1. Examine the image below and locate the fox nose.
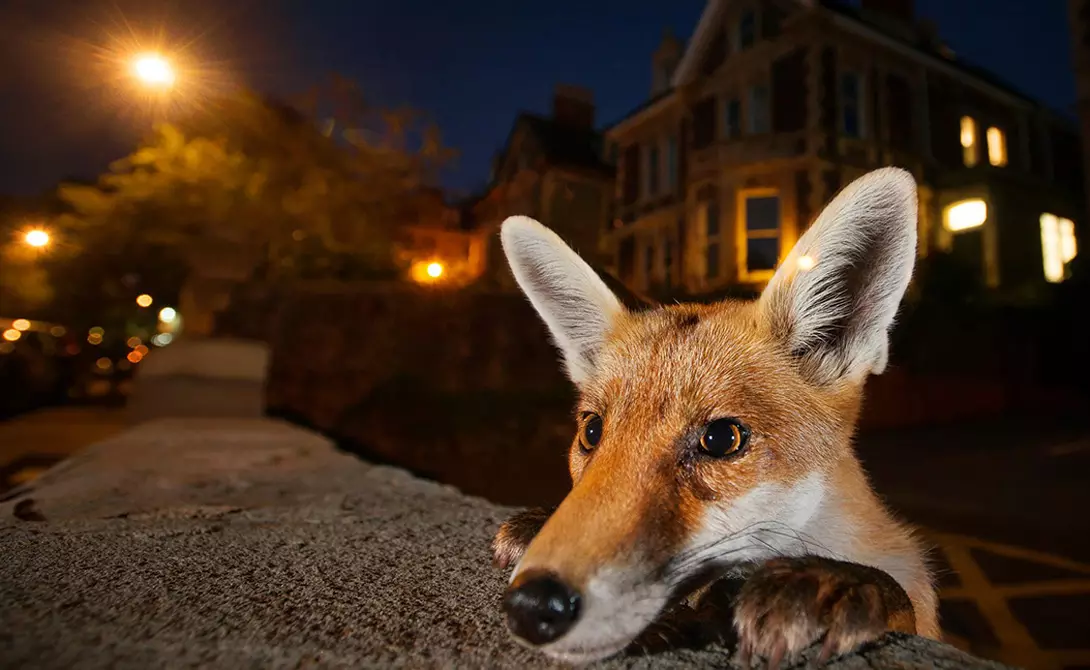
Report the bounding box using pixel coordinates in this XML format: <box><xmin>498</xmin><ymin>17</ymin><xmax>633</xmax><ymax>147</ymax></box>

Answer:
<box><xmin>503</xmin><ymin>570</ymin><xmax>582</xmax><ymax>645</ymax></box>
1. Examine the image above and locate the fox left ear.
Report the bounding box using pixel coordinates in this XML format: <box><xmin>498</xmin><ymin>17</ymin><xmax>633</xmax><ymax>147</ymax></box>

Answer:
<box><xmin>758</xmin><ymin>167</ymin><xmax>918</xmax><ymax>385</ymax></box>
<box><xmin>500</xmin><ymin>216</ymin><xmax>624</xmax><ymax>386</ymax></box>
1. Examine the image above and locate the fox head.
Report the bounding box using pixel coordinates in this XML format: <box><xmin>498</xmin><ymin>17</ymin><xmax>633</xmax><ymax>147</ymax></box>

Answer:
<box><xmin>497</xmin><ymin>167</ymin><xmax>918</xmax><ymax>663</ymax></box>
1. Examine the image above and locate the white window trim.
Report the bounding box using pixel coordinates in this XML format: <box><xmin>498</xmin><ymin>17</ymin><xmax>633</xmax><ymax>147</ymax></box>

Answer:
<box><xmin>737</xmin><ymin>187</ymin><xmax>781</xmax><ymax>282</ymax></box>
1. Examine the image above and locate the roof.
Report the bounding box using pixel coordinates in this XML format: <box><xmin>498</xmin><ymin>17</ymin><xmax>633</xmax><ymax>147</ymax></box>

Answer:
<box><xmin>457</xmin><ymin>110</ymin><xmax>615</xmax><ymax>224</ymax></box>
<box><xmin>517</xmin><ymin>113</ymin><xmax>614</xmax><ymax>176</ymax></box>
<box><xmin>664</xmin><ymin>0</ymin><xmax>1074</xmax><ymax>123</ymax></box>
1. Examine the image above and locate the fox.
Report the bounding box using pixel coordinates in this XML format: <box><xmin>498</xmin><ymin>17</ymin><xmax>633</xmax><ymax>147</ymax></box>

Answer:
<box><xmin>489</xmin><ymin>167</ymin><xmax>940</xmax><ymax>667</ymax></box>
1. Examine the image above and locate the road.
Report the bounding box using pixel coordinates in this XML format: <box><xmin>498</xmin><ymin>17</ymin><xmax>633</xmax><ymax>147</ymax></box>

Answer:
<box><xmin>0</xmin><ymin>406</ymin><xmax>128</xmax><ymax>495</ymax></box>
<box><xmin>857</xmin><ymin>418</ymin><xmax>1090</xmax><ymax>669</ymax></box>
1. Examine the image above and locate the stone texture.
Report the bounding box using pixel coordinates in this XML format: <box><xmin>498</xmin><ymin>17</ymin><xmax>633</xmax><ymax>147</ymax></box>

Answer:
<box><xmin>0</xmin><ymin>419</ymin><xmax>1012</xmax><ymax>669</ymax></box>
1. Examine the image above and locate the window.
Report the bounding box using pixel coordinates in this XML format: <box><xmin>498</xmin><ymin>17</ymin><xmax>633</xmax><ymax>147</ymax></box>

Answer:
<box><xmin>737</xmin><ymin>10</ymin><xmax>756</xmax><ymax>50</ymax></box>
<box><xmin>987</xmin><ymin>127</ymin><xmax>1008</xmax><ymax>167</ymax></box>
<box><xmin>704</xmin><ymin>199</ymin><xmax>721</xmax><ymax>278</ymax></box>
<box><xmin>1040</xmin><ymin>213</ymin><xmax>1078</xmax><ymax>283</ymax></box>
<box><xmin>644</xmin><ymin>241</ymin><xmax>657</xmax><ymax>287</ymax></box>
<box><xmin>665</xmin><ymin>136</ymin><xmax>678</xmax><ymax>191</ymax></box>
<box><xmin>841</xmin><ymin>72</ymin><xmax>864</xmax><ymax>138</ymax></box>
<box><xmin>748</xmin><ymin>85</ymin><xmax>770</xmax><ymax>134</ymax></box>
<box><xmin>663</xmin><ymin>237</ymin><xmax>674</xmax><ymax>288</ymax></box>
<box><xmin>886</xmin><ymin>74</ymin><xmax>913</xmax><ymax>152</ymax></box>
<box><xmin>647</xmin><ymin>145</ymin><xmax>660</xmax><ymax>197</ymax></box>
<box><xmin>724</xmin><ymin>97</ymin><xmax>741</xmax><ymax>139</ymax></box>
<box><xmin>944</xmin><ymin>199</ymin><xmax>987</xmax><ymax>232</ymax></box>
<box><xmin>961</xmin><ymin>116</ymin><xmax>978</xmax><ymax>166</ymax></box>
<box><xmin>622</xmin><ymin>144</ymin><xmax>641</xmax><ymax>205</ymax></box>
<box><xmin>692</xmin><ymin>96</ymin><xmax>717</xmax><ymax>149</ymax></box>
<box><xmin>618</xmin><ymin>236</ymin><xmax>636</xmax><ymax>284</ymax></box>
<box><xmin>741</xmin><ymin>191</ymin><xmax>781</xmax><ymax>277</ymax></box>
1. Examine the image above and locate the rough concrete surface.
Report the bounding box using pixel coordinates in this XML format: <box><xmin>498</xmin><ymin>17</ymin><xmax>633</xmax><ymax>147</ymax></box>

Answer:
<box><xmin>0</xmin><ymin>418</ymin><xmax>1014</xmax><ymax>669</ymax></box>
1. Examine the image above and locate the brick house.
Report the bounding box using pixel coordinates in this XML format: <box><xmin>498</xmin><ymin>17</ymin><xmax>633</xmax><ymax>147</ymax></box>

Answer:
<box><xmin>465</xmin><ymin>85</ymin><xmax>616</xmax><ymax>289</ymax></box>
<box><xmin>603</xmin><ymin>0</ymin><xmax>1083</xmax><ymax>300</ymax></box>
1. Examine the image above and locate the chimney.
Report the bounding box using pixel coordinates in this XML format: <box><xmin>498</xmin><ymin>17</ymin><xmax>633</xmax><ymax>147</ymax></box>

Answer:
<box><xmin>860</xmin><ymin>0</ymin><xmax>914</xmax><ymax>21</ymax></box>
<box><xmin>652</xmin><ymin>27</ymin><xmax>683</xmax><ymax>96</ymax></box>
<box><xmin>553</xmin><ymin>84</ymin><xmax>595</xmax><ymax>130</ymax></box>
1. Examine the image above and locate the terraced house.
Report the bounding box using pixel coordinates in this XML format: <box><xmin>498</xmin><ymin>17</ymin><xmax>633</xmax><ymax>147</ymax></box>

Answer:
<box><xmin>603</xmin><ymin>0</ymin><xmax>1084</xmax><ymax>300</ymax></box>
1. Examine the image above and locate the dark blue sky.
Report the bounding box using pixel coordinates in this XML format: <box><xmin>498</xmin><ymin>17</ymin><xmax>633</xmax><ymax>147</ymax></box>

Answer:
<box><xmin>0</xmin><ymin>0</ymin><xmax>1076</xmax><ymax>199</ymax></box>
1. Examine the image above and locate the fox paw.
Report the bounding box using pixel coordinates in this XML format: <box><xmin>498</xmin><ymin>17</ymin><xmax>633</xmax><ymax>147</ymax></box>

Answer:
<box><xmin>733</xmin><ymin>556</ymin><xmax>916</xmax><ymax>668</ymax></box>
<box><xmin>491</xmin><ymin>507</ymin><xmax>553</xmax><ymax>569</ymax></box>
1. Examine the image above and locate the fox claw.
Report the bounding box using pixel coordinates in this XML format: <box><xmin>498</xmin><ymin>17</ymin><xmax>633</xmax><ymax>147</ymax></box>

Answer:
<box><xmin>732</xmin><ymin>556</ymin><xmax>916</xmax><ymax>667</ymax></box>
<box><xmin>491</xmin><ymin>507</ymin><xmax>554</xmax><ymax>570</ymax></box>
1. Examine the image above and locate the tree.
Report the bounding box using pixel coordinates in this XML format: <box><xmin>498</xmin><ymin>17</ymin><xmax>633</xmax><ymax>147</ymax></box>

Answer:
<box><xmin>52</xmin><ymin>78</ymin><xmax>455</xmax><ymax>335</ymax></box>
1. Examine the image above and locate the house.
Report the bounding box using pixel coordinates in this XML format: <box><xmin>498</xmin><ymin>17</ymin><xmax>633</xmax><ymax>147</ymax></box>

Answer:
<box><xmin>1069</xmin><ymin>0</ymin><xmax>1090</xmax><ymax>223</ymax></box>
<box><xmin>465</xmin><ymin>85</ymin><xmax>615</xmax><ymax>289</ymax></box>
<box><xmin>397</xmin><ymin>187</ymin><xmax>486</xmax><ymax>287</ymax></box>
<box><xmin>603</xmin><ymin>0</ymin><xmax>1084</xmax><ymax>301</ymax></box>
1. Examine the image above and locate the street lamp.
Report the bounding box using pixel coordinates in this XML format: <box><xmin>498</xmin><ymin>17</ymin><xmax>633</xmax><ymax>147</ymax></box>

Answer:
<box><xmin>131</xmin><ymin>53</ymin><xmax>175</xmax><ymax>88</ymax></box>
<box><xmin>24</xmin><ymin>229</ymin><xmax>50</xmax><ymax>248</ymax></box>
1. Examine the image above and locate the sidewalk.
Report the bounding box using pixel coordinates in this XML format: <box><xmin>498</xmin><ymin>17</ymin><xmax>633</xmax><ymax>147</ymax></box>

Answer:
<box><xmin>0</xmin><ymin>407</ymin><xmax>127</xmax><ymax>495</ymax></box>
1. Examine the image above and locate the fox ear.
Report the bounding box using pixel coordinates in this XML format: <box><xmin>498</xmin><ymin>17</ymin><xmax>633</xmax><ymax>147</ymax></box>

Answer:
<box><xmin>758</xmin><ymin>167</ymin><xmax>918</xmax><ymax>385</ymax></box>
<box><xmin>500</xmin><ymin>216</ymin><xmax>623</xmax><ymax>386</ymax></box>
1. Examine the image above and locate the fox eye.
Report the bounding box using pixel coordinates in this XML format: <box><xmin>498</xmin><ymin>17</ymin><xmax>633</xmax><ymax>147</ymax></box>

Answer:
<box><xmin>699</xmin><ymin>418</ymin><xmax>750</xmax><ymax>459</ymax></box>
<box><xmin>579</xmin><ymin>413</ymin><xmax>603</xmax><ymax>452</ymax></box>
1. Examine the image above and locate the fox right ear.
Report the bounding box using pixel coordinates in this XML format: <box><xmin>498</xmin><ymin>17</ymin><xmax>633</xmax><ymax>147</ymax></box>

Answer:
<box><xmin>500</xmin><ymin>216</ymin><xmax>623</xmax><ymax>386</ymax></box>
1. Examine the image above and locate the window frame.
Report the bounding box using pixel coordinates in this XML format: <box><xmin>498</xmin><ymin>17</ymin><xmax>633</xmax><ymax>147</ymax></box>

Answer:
<box><xmin>737</xmin><ymin>187</ymin><xmax>782</xmax><ymax>282</ymax></box>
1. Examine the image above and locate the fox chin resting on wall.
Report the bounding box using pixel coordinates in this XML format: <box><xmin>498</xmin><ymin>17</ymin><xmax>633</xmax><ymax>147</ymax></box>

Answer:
<box><xmin>490</xmin><ymin>167</ymin><xmax>939</xmax><ymax>668</ymax></box>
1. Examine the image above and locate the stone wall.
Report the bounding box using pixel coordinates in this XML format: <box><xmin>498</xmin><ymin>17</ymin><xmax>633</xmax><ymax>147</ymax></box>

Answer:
<box><xmin>221</xmin><ymin>282</ymin><xmax>1086</xmax><ymax>506</ymax></box>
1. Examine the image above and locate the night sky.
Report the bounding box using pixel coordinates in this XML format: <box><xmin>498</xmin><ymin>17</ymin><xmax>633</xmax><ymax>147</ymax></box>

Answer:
<box><xmin>0</xmin><ymin>0</ymin><xmax>1076</xmax><ymax>200</ymax></box>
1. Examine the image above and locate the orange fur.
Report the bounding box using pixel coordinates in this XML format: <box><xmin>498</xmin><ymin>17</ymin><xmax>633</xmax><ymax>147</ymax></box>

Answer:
<box><xmin>498</xmin><ymin>168</ymin><xmax>939</xmax><ymax>662</ymax></box>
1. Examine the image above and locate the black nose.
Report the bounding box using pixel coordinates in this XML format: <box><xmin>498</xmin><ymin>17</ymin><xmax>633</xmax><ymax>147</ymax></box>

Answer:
<box><xmin>503</xmin><ymin>570</ymin><xmax>582</xmax><ymax>645</ymax></box>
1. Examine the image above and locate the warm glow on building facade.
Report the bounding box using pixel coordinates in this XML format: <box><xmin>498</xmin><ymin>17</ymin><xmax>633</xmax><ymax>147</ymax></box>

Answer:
<box><xmin>987</xmin><ymin>127</ymin><xmax>1007</xmax><ymax>166</ymax></box>
<box><xmin>944</xmin><ymin>199</ymin><xmax>987</xmax><ymax>232</ymax></box>
<box><xmin>1040</xmin><ymin>213</ymin><xmax>1078</xmax><ymax>283</ymax></box>
<box><xmin>960</xmin><ymin>116</ymin><xmax>978</xmax><ymax>166</ymax></box>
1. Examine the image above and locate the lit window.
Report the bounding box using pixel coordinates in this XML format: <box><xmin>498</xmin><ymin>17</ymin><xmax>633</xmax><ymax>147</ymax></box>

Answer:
<box><xmin>944</xmin><ymin>199</ymin><xmax>987</xmax><ymax>232</ymax></box>
<box><xmin>961</xmin><ymin>116</ymin><xmax>978</xmax><ymax>167</ymax></box>
<box><xmin>742</xmin><ymin>191</ymin><xmax>781</xmax><ymax>277</ymax></box>
<box><xmin>1040</xmin><ymin>213</ymin><xmax>1078</xmax><ymax>283</ymax></box>
<box><xmin>987</xmin><ymin>127</ymin><xmax>1007</xmax><ymax>167</ymax></box>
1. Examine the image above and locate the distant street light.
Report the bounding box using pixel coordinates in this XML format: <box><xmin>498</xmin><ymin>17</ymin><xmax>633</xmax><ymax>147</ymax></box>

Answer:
<box><xmin>159</xmin><ymin>306</ymin><xmax>177</xmax><ymax>323</ymax></box>
<box><xmin>426</xmin><ymin>262</ymin><xmax>444</xmax><ymax>278</ymax></box>
<box><xmin>131</xmin><ymin>53</ymin><xmax>175</xmax><ymax>88</ymax></box>
<box><xmin>24</xmin><ymin>229</ymin><xmax>50</xmax><ymax>248</ymax></box>
<box><xmin>136</xmin><ymin>294</ymin><xmax>153</xmax><ymax>308</ymax></box>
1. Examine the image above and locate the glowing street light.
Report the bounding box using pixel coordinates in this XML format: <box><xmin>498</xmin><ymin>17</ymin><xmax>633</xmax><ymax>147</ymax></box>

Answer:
<box><xmin>159</xmin><ymin>306</ymin><xmax>177</xmax><ymax>323</ymax></box>
<box><xmin>136</xmin><ymin>294</ymin><xmax>153</xmax><ymax>308</ymax></box>
<box><xmin>24</xmin><ymin>229</ymin><xmax>50</xmax><ymax>248</ymax></box>
<box><xmin>131</xmin><ymin>53</ymin><xmax>175</xmax><ymax>88</ymax></box>
<box><xmin>426</xmin><ymin>262</ymin><xmax>444</xmax><ymax>278</ymax></box>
